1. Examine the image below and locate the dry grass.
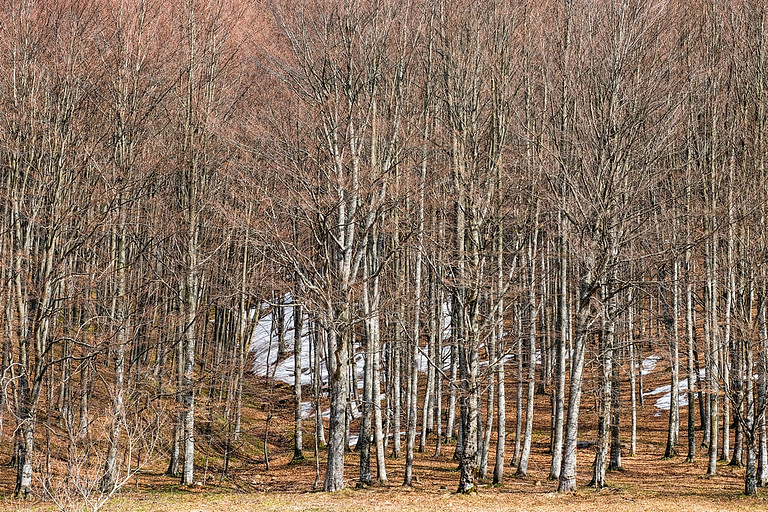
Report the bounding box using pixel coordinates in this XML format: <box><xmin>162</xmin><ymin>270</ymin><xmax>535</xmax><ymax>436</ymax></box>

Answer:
<box><xmin>2</xmin><ymin>357</ymin><xmax>766</xmax><ymax>511</ymax></box>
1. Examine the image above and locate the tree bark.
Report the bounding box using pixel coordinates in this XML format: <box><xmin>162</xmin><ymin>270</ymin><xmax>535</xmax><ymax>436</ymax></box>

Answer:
<box><xmin>293</xmin><ymin>303</ymin><xmax>304</xmax><ymax>462</ymax></box>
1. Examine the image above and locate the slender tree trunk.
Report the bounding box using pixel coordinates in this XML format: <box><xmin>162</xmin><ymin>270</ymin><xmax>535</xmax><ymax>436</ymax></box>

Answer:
<box><xmin>558</xmin><ymin>259</ymin><xmax>595</xmax><ymax>493</ymax></box>
<box><xmin>435</xmin><ymin>280</ymin><xmax>445</xmax><ymax>457</ymax></box>
<box><xmin>404</xmin><ymin>144</ymin><xmax>426</xmax><ymax>486</ymax></box>
<box><xmin>517</xmin><ymin>225</ymin><xmax>539</xmax><ymax>476</ymax></box>
<box><xmin>706</xmin><ymin>237</ymin><xmax>719</xmax><ymax>477</ymax></box>
<box><xmin>493</xmin><ymin>316</ymin><xmax>506</xmax><ymax>484</ymax></box>
<box><xmin>447</xmin><ymin>290</ymin><xmax>459</xmax><ymax>443</ymax></box>
<box><xmin>686</xmin><ymin>250</ymin><xmax>697</xmax><ymax>463</ymax></box>
<box><xmin>359</xmin><ymin>315</ymin><xmax>373</xmax><ymax>486</ymax></box>
<box><xmin>293</xmin><ymin>303</ymin><xmax>304</xmax><ymax>462</ymax></box>
<box><xmin>479</xmin><ymin>352</ymin><xmax>494</xmax><ymax>479</ymax></box>
<box><xmin>629</xmin><ymin>298</ymin><xmax>638</xmax><ymax>458</ymax></box>
<box><xmin>180</xmin><ymin>228</ymin><xmax>199</xmax><ymax>486</ymax></box>
<box><xmin>167</xmin><ymin>319</ymin><xmax>184</xmax><ymax>477</ymax></box>
<box><xmin>590</xmin><ymin>282</ymin><xmax>614</xmax><ymax>490</ymax></box>
<box><xmin>493</xmin><ymin>205</ymin><xmax>506</xmax><ymax>484</ymax></box>
<box><xmin>609</xmin><ymin>343</ymin><xmax>622</xmax><ymax>471</ymax></box>
<box><xmin>665</xmin><ymin>259</ymin><xmax>680</xmax><ymax>458</ymax></box>
<box><xmin>392</xmin><ymin>315</ymin><xmax>402</xmax><ymax>458</ymax></box>
<box><xmin>550</xmin><ymin>210</ymin><xmax>568</xmax><ymax>478</ymax></box>
<box><xmin>420</xmin><ymin>284</ymin><xmax>436</xmax><ymax>453</ymax></box>
<box><xmin>101</xmin><ymin>223</ymin><xmax>129</xmax><ymax>492</ymax></box>
<box><xmin>744</xmin><ymin>308</ymin><xmax>757</xmax><ymax>495</ymax></box>
<box><xmin>323</xmin><ymin>314</ymin><xmax>349</xmax><ymax>492</ymax></box>
<box><xmin>758</xmin><ymin>291</ymin><xmax>768</xmax><ymax>485</ymax></box>
<box><xmin>513</xmin><ymin>305</ymin><xmax>524</xmax><ymax>467</ymax></box>
<box><xmin>372</xmin><ymin>312</ymin><xmax>387</xmax><ymax>484</ymax></box>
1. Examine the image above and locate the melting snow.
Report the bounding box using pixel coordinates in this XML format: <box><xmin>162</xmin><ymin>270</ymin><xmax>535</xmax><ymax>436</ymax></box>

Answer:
<box><xmin>251</xmin><ymin>299</ymin><xmax>453</xmax><ymax>387</ymax></box>
<box><xmin>641</xmin><ymin>355</ymin><xmax>660</xmax><ymax>375</ymax></box>
<box><xmin>645</xmin><ymin>369</ymin><xmax>706</xmax><ymax>411</ymax></box>
<box><xmin>250</xmin><ymin>299</ymin><xmax>328</xmax><ymax>387</ymax></box>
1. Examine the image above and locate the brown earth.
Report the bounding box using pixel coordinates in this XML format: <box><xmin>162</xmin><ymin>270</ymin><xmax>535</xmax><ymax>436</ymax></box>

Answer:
<box><xmin>1</xmin><ymin>352</ymin><xmax>764</xmax><ymax>511</ymax></box>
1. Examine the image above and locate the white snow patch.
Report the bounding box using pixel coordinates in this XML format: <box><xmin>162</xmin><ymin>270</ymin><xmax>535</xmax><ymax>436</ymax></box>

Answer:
<box><xmin>641</xmin><ymin>355</ymin><xmax>660</xmax><ymax>375</ymax></box>
<box><xmin>300</xmin><ymin>401</ymin><xmax>315</xmax><ymax>420</ymax></box>
<box><xmin>646</xmin><ymin>369</ymin><xmax>707</xmax><ymax>411</ymax></box>
<box><xmin>250</xmin><ymin>299</ymin><xmax>323</xmax><ymax>387</ymax></box>
<box><xmin>252</xmin><ymin>298</ymin><xmax>451</xmax><ymax>388</ymax></box>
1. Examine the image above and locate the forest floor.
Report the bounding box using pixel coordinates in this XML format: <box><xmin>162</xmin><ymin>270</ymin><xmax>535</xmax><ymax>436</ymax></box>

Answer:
<box><xmin>1</xmin><ymin>354</ymin><xmax>766</xmax><ymax>511</ymax></box>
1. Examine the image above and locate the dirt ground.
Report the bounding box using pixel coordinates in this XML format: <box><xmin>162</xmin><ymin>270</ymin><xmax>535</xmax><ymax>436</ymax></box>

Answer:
<box><xmin>1</xmin><ymin>358</ymin><xmax>765</xmax><ymax>511</ymax></box>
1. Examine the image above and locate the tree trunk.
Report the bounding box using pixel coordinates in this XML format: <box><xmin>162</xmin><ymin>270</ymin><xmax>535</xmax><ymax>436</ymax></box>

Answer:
<box><xmin>447</xmin><ymin>290</ymin><xmax>459</xmax><ymax>443</ymax></box>
<box><xmin>293</xmin><ymin>303</ymin><xmax>304</xmax><ymax>462</ymax></box>
<box><xmin>493</xmin><ymin>314</ymin><xmax>506</xmax><ymax>483</ymax></box>
<box><xmin>479</xmin><ymin>357</ymin><xmax>494</xmax><ymax>480</ymax></box>
<box><xmin>609</xmin><ymin>343</ymin><xmax>622</xmax><ymax>471</ymax></box>
<box><xmin>629</xmin><ymin>299</ymin><xmax>638</xmax><ymax>458</ymax></box>
<box><xmin>101</xmin><ymin>226</ymin><xmax>128</xmax><ymax>493</ymax></box>
<box><xmin>590</xmin><ymin>284</ymin><xmax>614</xmax><ymax>490</ymax></box>
<box><xmin>372</xmin><ymin>313</ymin><xmax>387</xmax><ymax>484</ymax></box>
<box><xmin>513</xmin><ymin>305</ymin><xmax>524</xmax><ymax>467</ymax></box>
<box><xmin>493</xmin><ymin>207</ymin><xmax>506</xmax><ymax>484</ymax></box>
<box><xmin>706</xmin><ymin>237</ymin><xmax>719</xmax><ymax>477</ymax></box>
<box><xmin>517</xmin><ymin>226</ymin><xmax>539</xmax><ymax>477</ymax></box>
<box><xmin>665</xmin><ymin>259</ymin><xmax>680</xmax><ymax>458</ymax></box>
<box><xmin>558</xmin><ymin>261</ymin><xmax>595</xmax><ymax>493</ymax></box>
<box><xmin>180</xmin><ymin>236</ymin><xmax>199</xmax><ymax>486</ymax></box>
<box><xmin>550</xmin><ymin>214</ymin><xmax>568</xmax><ymax>478</ymax></box>
<box><xmin>358</xmin><ymin>315</ymin><xmax>373</xmax><ymax>486</ymax></box>
<box><xmin>685</xmin><ymin>247</ymin><xmax>697</xmax><ymax>463</ymax></box>
<box><xmin>323</xmin><ymin>317</ymin><xmax>349</xmax><ymax>492</ymax></box>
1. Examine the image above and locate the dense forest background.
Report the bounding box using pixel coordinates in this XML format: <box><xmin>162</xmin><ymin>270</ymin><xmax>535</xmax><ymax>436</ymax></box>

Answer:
<box><xmin>2</xmin><ymin>0</ymin><xmax>768</xmax><ymax>508</ymax></box>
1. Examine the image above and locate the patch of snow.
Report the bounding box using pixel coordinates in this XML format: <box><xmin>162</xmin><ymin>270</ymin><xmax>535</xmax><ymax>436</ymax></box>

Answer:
<box><xmin>641</xmin><ymin>355</ymin><xmax>660</xmax><ymax>375</ymax></box>
<box><xmin>300</xmin><ymin>401</ymin><xmax>315</xmax><ymax>420</ymax></box>
<box><xmin>252</xmin><ymin>298</ymin><xmax>450</xmax><ymax>388</ymax></box>
<box><xmin>251</xmin><ymin>300</ymin><xmax>322</xmax><ymax>387</ymax></box>
<box><xmin>647</xmin><ymin>369</ymin><xmax>707</xmax><ymax>411</ymax></box>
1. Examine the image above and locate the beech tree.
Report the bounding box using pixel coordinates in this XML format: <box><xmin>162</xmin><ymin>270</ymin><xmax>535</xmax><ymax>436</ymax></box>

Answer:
<box><xmin>548</xmin><ymin>0</ymin><xmax>682</xmax><ymax>492</ymax></box>
<box><xmin>4</xmin><ymin>0</ymin><xmax>768</xmax><ymax>504</ymax></box>
<box><xmin>268</xmin><ymin>0</ymin><xmax>412</xmax><ymax>491</ymax></box>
